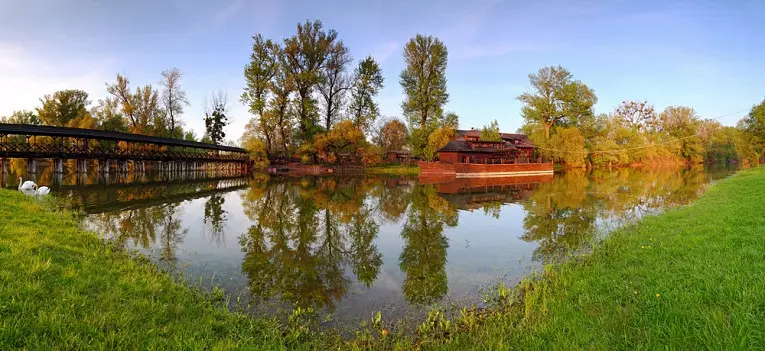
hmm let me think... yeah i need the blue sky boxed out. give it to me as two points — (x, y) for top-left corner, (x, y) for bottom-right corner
(1, 0), (764, 141)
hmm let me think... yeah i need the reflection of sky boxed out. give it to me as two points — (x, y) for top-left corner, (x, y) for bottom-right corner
(78, 167), (736, 326)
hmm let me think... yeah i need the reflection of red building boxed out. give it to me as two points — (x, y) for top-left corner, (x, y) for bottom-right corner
(438, 130), (537, 164)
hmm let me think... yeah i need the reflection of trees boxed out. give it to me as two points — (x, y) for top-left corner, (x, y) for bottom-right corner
(523, 167), (721, 263)
(91, 202), (187, 261)
(399, 185), (457, 305)
(204, 193), (227, 244)
(238, 177), (384, 311)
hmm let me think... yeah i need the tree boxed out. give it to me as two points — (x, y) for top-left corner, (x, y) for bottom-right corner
(106, 74), (163, 135)
(400, 34), (449, 130)
(242, 34), (279, 155)
(614, 100), (656, 132)
(268, 49), (295, 154)
(318, 40), (352, 131)
(160, 68), (190, 138)
(283, 19), (340, 143)
(1, 110), (40, 125)
(658, 106), (702, 162)
(480, 119), (501, 141)
(377, 119), (407, 151)
(423, 126), (455, 161)
(92, 97), (128, 132)
(517, 65), (597, 139)
(742, 98), (765, 152)
(313, 120), (379, 165)
(549, 127), (587, 167)
(348, 56), (384, 132)
(204, 92), (229, 145)
(36, 89), (91, 127)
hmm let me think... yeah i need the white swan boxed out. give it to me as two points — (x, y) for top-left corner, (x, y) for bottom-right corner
(35, 186), (51, 196)
(18, 177), (36, 191)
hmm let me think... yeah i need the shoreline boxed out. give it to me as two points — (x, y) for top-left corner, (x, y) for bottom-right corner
(1, 166), (762, 349)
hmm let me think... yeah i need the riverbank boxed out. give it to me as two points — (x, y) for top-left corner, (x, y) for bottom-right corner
(2, 166), (763, 349)
(417, 166), (765, 349)
(0, 190), (337, 350)
(365, 164), (420, 175)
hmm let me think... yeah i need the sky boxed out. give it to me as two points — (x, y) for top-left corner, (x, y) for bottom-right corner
(1, 0), (764, 141)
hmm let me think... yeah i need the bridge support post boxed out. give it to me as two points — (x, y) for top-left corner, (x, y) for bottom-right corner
(27, 158), (36, 174)
(104, 159), (111, 174)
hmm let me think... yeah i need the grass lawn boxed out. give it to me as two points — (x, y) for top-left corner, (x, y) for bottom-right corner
(422, 166), (765, 350)
(366, 164), (420, 176)
(1, 166), (763, 350)
(0, 190), (336, 350)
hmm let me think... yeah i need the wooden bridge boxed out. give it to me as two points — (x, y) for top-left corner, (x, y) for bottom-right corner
(0, 124), (250, 174)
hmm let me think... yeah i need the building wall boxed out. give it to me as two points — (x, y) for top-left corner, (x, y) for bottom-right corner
(439, 152), (460, 163)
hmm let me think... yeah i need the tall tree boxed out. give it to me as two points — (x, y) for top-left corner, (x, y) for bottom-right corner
(348, 56), (384, 132)
(242, 34), (279, 155)
(517, 65), (597, 139)
(107, 74), (163, 135)
(743, 98), (765, 151)
(160, 68), (190, 138)
(283, 19), (340, 143)
(318, 40), (352, 131)
(269, 53), (295, 154)
(400, 34), (449, 130)
(36, 89), (90, 127)
(204, 92), (229, 145)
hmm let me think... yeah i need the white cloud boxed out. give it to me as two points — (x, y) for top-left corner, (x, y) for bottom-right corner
(0, 43), (116, 117)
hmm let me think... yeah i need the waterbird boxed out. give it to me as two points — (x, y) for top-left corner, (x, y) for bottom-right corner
(18, 177), (36, 191)
(35, 186), (51, 196)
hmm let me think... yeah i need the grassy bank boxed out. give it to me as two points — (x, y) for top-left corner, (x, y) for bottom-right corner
(2, 166), (764, 350)
(366, 164), (420, 176)
(413, 166), (765, 350)
(0, 190), (337, 350)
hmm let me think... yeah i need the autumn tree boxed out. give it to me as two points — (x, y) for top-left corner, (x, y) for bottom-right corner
(549, 127), (587, 167)
(242, 34), (279, 155)
(400, 34), (449, 130)
(658, 106), (702, 162)
(518, 66), (597, 140)
(91, 97), (128, 132)
(318, 39), (352, 131)
(36, 89), (92, 127)
(480, 119), (501, 141)
(204, 92), (229, 145)
(423, 127), (455, 161)
(348, 56), (384, 132)
(160, 68), (190, 138)
(377, 119), (407, 152)
(742, 98), (765, 152)
(107, 74), (163, 135)
(283, 20), (340, 143)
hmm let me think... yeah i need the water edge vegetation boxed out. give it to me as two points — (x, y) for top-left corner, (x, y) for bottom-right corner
(1, 166), (763, 349)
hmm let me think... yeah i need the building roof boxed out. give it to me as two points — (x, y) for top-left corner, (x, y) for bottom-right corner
(456, 130), (535, 148)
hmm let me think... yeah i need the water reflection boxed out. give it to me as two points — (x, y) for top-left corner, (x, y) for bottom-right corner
(8, 163), (735, 324)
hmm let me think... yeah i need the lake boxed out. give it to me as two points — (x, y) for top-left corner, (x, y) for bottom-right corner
(0, 163), (736, 328)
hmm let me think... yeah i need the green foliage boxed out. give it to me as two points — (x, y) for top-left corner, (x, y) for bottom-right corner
(400, 34), (449, 129)
(1, 110), (40, 125)
(317, 38), (352, 131)
(348, 56), (384, 132)
(204, 103), (228, 145)
(36, 89), (92, 127)
(518, 65), (597, 139)
(549, 127), (586, 167)
(480, 119), (501, 141)
(742, 98), (765, 154)
(423, 127), (455, 162)
(106, 74), (164, 135)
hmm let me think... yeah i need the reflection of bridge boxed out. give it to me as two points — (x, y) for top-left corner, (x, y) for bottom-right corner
(60, 175), (249, 214)
(0, 124), (250, 174)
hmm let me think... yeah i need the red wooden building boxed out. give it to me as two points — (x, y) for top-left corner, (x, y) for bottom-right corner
(437, 130), (537, 164)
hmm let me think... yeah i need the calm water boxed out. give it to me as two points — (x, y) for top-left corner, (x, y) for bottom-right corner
(0, 162), (736, 326)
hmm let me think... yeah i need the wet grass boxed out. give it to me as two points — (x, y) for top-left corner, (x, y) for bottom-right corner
(366, 164), (420, 176)
(0, 190), (338, 350)
(2, 166), (764, 350)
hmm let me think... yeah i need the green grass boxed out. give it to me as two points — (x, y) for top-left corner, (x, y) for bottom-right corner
(414, 166), (765, 350)
(0, 190), (337, 350)
(366, 164), (420, 176)
(2, 166), (764, 350)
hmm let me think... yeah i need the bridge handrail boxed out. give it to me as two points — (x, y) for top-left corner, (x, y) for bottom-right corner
(0, 124), (247, 153)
